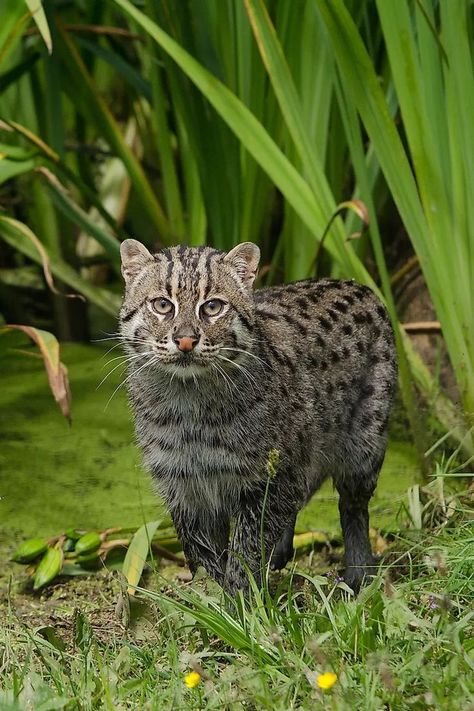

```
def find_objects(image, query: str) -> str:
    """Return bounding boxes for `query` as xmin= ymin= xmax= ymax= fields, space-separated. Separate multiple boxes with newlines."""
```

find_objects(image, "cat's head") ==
xmin=119 ymin=240 xmax=260 ymax=377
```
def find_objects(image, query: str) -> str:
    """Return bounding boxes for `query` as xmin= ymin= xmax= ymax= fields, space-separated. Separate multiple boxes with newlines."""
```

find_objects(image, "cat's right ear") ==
xmin=120 ymin=239 xmax=153 ymax=283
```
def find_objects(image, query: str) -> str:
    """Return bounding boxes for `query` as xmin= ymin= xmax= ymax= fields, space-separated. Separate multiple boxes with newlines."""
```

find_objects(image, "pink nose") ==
xmin=174 ymin=336 xmax=199 ymax=352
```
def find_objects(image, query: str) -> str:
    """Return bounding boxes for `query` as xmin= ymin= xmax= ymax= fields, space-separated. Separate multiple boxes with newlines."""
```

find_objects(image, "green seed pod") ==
xmin=65 ymin=528 xmax=84 ymax=541
xmin=63 ymin=538 xmax=76 ymax=552
xmin=77 ymin=551 xmax=101 ymax=570
xmin=11 ymin=538 xmax=48 ymax=563
xmin=75 ymin=532 xmax=101 ymax=555
xmin=33 ymin=548 xmax=63 ymax=590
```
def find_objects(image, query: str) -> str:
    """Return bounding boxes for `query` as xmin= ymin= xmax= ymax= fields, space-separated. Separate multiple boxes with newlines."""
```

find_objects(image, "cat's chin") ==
xmin=159 ymin=358 xmax=211 ymax=380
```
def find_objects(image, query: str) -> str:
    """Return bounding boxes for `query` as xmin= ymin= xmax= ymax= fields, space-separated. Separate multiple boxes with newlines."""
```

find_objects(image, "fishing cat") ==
xmin=119 ymin=239 xmax=397 ymax=593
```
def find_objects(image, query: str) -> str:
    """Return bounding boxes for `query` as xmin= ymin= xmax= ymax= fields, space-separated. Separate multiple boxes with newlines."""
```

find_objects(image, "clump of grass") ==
xmin=1 ymin=484 xmax=473 ymax=710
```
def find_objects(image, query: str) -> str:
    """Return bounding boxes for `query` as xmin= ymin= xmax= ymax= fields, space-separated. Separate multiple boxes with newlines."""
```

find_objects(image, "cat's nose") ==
xmin=173 ymin=334 xmax=200 ymax=352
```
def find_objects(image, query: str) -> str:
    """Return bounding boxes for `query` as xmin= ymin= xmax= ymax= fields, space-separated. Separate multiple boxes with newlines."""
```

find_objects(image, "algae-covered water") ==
xmin=0 ymin=340 xmax=418 ymax=547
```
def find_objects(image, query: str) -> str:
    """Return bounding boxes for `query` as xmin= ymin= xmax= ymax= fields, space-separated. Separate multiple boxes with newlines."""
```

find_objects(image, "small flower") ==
xmin=316 ymin=672 xmax=337 ymax=690
xmin=184 ymin=671 xmax=201 ymax=689
xmin=428 ymin=595 xmax=438 ymax=610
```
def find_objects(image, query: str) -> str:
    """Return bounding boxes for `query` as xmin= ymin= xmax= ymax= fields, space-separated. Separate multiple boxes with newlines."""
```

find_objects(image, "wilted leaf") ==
xmin=1 ymin=325 xmax=71 ymax=420
xmin=0 ymin=215 xmax=78 ymax=298
xmin=123 ymin=520 xmax=160 ymax=595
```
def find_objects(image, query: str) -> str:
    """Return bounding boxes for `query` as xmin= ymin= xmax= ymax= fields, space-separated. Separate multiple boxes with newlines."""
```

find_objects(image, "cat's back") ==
xmin=254 ymin=277 xmax=395 ymax=367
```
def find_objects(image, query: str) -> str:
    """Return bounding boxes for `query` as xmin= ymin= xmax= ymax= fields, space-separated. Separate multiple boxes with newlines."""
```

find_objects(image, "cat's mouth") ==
xmin=175 ymin=352 xmax=197 ymax=367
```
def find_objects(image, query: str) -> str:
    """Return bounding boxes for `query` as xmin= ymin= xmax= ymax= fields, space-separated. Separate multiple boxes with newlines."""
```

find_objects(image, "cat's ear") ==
xmin=120 ymin=239 xmax=153 ymax=282
xmin=224 ymin=242 xmax=260 ymax=288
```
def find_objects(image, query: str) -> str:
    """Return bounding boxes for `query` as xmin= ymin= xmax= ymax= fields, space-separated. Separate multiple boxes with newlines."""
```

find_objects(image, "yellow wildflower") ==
xmin=184 ymin=671 xmax=201 ymax=689
xmin=316 ymin=672 xmax=337 ymax=690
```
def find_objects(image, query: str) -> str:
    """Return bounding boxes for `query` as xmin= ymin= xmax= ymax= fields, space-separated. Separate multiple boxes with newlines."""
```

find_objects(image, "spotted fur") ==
xmin=119 ymin=240 xmax=397 ymax=592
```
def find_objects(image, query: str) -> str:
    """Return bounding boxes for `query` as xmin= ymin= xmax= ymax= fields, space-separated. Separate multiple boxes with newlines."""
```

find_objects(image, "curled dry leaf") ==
xmin=0 ymin=215 xmax=84 ymax=301
xmin=2 ymin=325 xmax=71 ymax=420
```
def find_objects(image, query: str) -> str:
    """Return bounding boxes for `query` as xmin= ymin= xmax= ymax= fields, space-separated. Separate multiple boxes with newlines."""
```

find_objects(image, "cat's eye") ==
xmin=151 ymin=297 xmax=174 ymax=316
xmin=201 ymin=299 xmax=225 ymax=318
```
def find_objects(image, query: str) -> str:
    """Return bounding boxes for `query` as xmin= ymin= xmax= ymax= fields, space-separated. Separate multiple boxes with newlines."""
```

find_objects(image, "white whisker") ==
xmin=217 ymin=354 xmax=258 ymax=389
xmin=220 ymin=346 xmax=273 ymax=372
xmin=104 ymin=354 xmax=158 ymax=411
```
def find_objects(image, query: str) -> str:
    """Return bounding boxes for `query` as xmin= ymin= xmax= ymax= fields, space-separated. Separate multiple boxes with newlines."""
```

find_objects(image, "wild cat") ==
xmin=119 ymin=239 xmax=397 ymax=593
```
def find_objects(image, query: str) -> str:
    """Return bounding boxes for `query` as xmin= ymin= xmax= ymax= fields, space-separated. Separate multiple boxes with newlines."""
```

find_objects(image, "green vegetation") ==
xmin=1 ymin=478 xmax=473 ymax=709
xmin=1 ymin=1 xmax=473 ymax=708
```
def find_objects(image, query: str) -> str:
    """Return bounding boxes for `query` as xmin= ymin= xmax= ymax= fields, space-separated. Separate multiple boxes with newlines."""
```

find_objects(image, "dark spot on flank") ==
xmin=327 ymin=382 xmax=335 ymax=396
xmin=281 ymin=312 xmax=308 ymax=335
xmin=318 ymin=315 xmax=332 ymax=332
xmin=330 ymin=350 xmax=340 ymax=364
xmin=334 ymin=300 xmax=349 ymax=313
xmin=327 ymin=308 xmax=340 ymax=322
xmin=315 ymin=333 xmax=326 ymax=348
xmin=296 ymin=296 xmax=310 ymax=312
xmin=320 ymin=360 xmax=328 ymax=371
xmin=307 ymin=291 xmax=322 ymax=303
xmin=356 ymin=340 xmax=365 ymax=353
xmin=353 ymin=312 xmax=368 ymax=325
xmin=344 ymin=294 xmax=355 ymax=305
xmin=372 ymin=325 xmax=381 ymax=339
xmin=377 ymin=304 xmax=389 ymax=321
xmin=342 ymin=346 xmax=350 ymax=359
xmin=342 ymin=324 xmax=353 ymax=336
xmin=337 ymin=378 xmax=347 ymax=391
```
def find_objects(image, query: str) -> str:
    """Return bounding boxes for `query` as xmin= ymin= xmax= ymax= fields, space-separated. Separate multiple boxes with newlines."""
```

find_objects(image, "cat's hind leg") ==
xmin=333 ymin=455 xmax=383 ymax=592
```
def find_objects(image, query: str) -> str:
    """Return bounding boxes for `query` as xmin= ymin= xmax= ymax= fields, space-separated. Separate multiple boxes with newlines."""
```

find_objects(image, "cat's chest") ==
xmin=134 ymin=388 xmax=253 ymax=480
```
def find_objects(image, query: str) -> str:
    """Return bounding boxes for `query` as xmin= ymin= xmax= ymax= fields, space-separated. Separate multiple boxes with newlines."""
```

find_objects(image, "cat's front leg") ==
xmin=224 ymin=486 xmax=297 ymax=594
xmin=170 ymin=505 xmax=230 ymax=585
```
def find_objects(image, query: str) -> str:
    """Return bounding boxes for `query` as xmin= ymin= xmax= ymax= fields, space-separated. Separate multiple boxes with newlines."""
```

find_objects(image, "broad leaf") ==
xmin=1 ymin=325 xmax=71 ymax=420
xmin=123 ymin=520 xmax=161 ymax=595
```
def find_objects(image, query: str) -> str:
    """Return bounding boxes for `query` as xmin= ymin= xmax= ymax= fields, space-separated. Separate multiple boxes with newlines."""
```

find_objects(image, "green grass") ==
xmin=1 ymin=510 xmax=473 ymax=710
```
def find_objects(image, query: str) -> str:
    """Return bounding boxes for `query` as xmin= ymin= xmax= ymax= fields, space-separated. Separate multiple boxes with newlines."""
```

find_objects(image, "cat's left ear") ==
xmin=120 ymin=239 xmax=153 ymax=283
xmin=224 ymin=242 xmax=260 ymax=288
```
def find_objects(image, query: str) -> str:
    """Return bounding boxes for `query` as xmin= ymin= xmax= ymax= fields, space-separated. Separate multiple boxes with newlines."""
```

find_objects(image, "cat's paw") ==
xmin=343 ymin=561 xmax=378 ymax=593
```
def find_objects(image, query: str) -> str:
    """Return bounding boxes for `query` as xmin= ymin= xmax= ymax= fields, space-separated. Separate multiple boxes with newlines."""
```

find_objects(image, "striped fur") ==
xmin=119 ymin=240 xmax=397 ymax=593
